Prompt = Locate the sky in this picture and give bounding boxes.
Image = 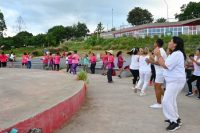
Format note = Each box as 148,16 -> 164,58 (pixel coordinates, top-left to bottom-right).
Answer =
0,0 -> 199,37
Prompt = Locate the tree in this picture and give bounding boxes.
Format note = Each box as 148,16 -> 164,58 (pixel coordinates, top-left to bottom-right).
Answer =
127,7 -> 154,26
175,2 -> 200,21
65,26 -> 74,40
155,18 -> 167,23
47,25 -> 66,45
13,31 -> 33,47
95,22 -> 104,34
74,22 -> 89,38
31,34 -> 47,47
0,10 -> 7,37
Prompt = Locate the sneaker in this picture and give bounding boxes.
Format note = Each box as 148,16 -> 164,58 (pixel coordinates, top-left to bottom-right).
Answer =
118,75 -> 121,78
185,92 -> 193,97
177,118 -> 182,126
165,118 -> 182,126
166,122 -> 180,131
139,91 -> 146,96
150,103 -> 162,109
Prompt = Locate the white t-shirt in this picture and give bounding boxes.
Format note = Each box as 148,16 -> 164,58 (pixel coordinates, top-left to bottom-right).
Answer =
193,56 -> 200,76
10,54 -> 15,60
130,55 -> 139,70
139,55 -> 151,72
66,57 -> 68,64
154,48 -> 167,74
163,51 -> 186,82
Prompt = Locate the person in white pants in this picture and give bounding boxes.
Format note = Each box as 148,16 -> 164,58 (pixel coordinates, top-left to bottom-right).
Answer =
154,36 -> 186,132
150,39 -> 167,109
135,48 -> 152,96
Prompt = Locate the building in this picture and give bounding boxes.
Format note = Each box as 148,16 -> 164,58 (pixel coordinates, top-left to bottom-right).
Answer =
101,18 -> 200,38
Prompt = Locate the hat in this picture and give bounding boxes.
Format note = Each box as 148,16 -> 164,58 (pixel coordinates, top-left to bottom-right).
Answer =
107,50 -> 113,55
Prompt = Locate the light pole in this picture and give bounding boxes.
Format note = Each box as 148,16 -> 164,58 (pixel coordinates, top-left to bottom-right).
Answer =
112,8 -> 113,29
163,0 -> 169,22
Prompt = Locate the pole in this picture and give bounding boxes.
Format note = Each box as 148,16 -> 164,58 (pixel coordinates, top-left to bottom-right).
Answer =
112,8 -> 113,28
163,0 -> 169,21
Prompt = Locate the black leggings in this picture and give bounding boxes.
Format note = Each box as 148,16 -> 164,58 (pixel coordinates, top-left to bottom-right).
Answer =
187,74 -> 200,96
130,69 -> 139,84
67,64 -> 72,73
150,64 -> 156,82
55,64 -> 60,71
90,63 -> 96,74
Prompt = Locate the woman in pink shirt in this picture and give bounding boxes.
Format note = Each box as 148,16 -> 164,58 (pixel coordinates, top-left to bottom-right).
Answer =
101,51 -> 108,75
107,50 -> 115,83
42,53 -> 49,70
48,53 -> 54,70
1,52 -> 8,68
22,52 -> 28,68
90,52 -> 97,74
116,51 -> 125,78
54,52 -> 61,71
72,50 -> 80,75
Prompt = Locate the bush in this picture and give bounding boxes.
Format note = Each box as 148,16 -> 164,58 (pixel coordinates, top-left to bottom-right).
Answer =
77,70 -> 89,83
32,50 -> 43,56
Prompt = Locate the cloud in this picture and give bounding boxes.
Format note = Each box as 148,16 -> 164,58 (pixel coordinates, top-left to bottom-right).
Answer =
0,0 -> 199,36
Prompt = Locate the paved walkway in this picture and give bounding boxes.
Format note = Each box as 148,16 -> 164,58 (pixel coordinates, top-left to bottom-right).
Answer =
56,74 -> 200,133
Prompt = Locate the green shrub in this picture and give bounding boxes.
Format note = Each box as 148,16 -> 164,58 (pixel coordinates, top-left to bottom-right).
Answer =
77,70 -> 89,83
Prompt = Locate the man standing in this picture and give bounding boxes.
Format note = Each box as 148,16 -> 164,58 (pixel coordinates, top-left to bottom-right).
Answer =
150,39 -> 167,109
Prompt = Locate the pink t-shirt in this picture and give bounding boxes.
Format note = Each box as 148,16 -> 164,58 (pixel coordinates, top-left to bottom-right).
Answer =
68,55 -> 73,64
72,54 -> 79,64
54,55 -> 60,64
43,55 -> 48,64
90,55 -> 97,63
107,55 -> 115,69
117,55 -> 124,68
102,55 -> 108,64
1,54 -> 8,62
22,55 -> 28,63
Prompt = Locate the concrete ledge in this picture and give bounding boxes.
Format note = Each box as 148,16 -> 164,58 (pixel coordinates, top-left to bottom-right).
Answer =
0,69 -> 87,133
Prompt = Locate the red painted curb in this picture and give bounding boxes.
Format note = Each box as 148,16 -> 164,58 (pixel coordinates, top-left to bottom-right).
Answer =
1,83 -> 87,133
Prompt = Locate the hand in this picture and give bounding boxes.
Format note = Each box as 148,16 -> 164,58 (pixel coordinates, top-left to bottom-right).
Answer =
189,57 -> 195,62
154,48 -> 161,57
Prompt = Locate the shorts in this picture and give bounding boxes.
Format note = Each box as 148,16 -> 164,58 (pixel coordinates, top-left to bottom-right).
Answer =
155,73 -> 165,83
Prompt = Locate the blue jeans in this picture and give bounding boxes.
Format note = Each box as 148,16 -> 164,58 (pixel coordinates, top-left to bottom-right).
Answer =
27,61 -> 32,69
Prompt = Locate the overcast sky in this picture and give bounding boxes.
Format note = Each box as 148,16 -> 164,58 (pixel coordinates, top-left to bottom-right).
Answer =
0,0 -> 199,36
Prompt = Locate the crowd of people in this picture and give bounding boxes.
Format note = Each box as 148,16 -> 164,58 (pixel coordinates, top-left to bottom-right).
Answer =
0,36 -> 199,131
126,37 -> 200,131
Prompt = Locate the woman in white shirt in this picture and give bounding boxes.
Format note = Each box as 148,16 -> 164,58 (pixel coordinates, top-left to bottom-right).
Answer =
154,36 -> 186,131
135,47 -> 152,96
128,48 -> 140,92
186,48 -> 200,99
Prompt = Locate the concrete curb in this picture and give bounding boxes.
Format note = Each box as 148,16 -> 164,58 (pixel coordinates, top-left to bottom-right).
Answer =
1,84 -> 87,133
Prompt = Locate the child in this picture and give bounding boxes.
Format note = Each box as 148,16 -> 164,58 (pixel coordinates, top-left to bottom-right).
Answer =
83,54 -> 89,72
27,53 -> 32,69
